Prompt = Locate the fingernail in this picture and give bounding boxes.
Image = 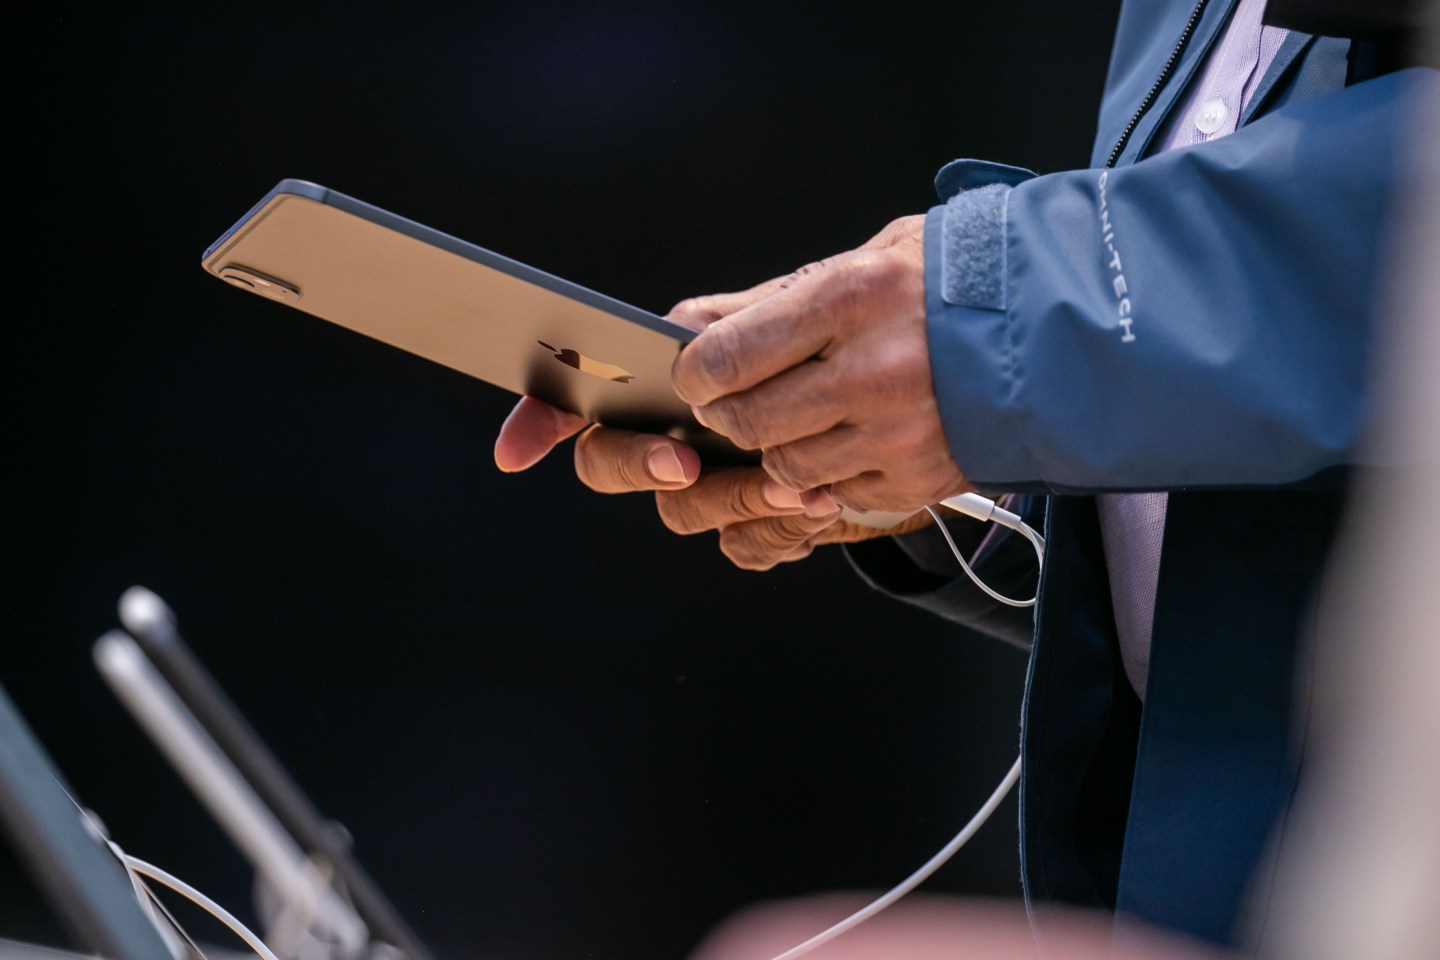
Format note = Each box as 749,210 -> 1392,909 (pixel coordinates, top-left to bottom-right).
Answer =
802,489 -> 839,518
762,481 -> 805,510
647,446 -> 688,485
691,405 -> 709,428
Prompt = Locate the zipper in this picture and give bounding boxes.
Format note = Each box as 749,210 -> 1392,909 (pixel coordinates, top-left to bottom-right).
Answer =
1104,0 -> 1212,168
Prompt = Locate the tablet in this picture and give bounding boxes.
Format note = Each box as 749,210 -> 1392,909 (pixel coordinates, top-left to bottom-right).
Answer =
202,179 -> 742,461
203,180 -> 921,529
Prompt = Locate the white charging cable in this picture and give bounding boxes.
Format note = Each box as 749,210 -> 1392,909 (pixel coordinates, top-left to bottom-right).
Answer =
765,756 -> 1020,960
120,849 -> 283,960
763,492 -> 1041,960
929,492 -> 1045,608
58,781 -> 281,960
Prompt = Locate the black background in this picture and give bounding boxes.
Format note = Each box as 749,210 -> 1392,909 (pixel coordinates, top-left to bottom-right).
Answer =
7,4 -> 1119,958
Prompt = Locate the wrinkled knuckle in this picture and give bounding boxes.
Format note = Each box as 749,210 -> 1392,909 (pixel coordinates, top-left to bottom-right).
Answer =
760,447 -> 802,491
840,249 -> 874,276
762,446 -> 820,491
668,296 -> 716,331
618,451 -> 660,491
720,480 -> 764,523
711,399 -> 763,451
830,257 -> 875,311
655,491 -> 703,534
770,515 -> 821,541
718,529 -> 774,572
876,216 -> 923,249
851,247 -> 908,297
862,247 -> 903,285
678,323 -> 742,403
576,436 -> 650,493
700,323 -> 745,392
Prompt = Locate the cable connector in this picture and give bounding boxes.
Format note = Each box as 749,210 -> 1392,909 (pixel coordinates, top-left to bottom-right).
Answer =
939,492 -> 1024,531
924,493 -> 1044,609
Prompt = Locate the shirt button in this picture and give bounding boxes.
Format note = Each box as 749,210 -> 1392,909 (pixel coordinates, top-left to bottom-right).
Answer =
1195,99 -> 1228,135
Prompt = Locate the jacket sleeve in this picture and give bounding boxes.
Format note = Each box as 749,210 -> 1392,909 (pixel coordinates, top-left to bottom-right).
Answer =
926,68 -> 1437,495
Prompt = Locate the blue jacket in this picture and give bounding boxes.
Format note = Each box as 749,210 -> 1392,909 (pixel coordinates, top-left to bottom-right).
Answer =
850,0 -> 1437,946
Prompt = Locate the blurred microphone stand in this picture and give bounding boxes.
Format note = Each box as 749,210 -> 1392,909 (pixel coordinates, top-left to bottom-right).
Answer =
96,587 -> 433,960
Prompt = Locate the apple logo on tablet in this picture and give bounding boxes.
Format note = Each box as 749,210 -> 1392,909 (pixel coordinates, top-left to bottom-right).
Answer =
537,341 -> 636,384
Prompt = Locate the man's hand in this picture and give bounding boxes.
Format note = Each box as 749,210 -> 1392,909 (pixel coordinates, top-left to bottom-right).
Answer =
672,215 -> 973,514
493,274 -> 931,571
492,281 -> 776,478
496,400 -> 931,570
494,401 -> 824,563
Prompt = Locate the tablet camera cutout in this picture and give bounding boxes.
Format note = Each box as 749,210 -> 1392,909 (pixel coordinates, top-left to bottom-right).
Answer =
537,341 -> 635,383
218,264 -> 301,303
